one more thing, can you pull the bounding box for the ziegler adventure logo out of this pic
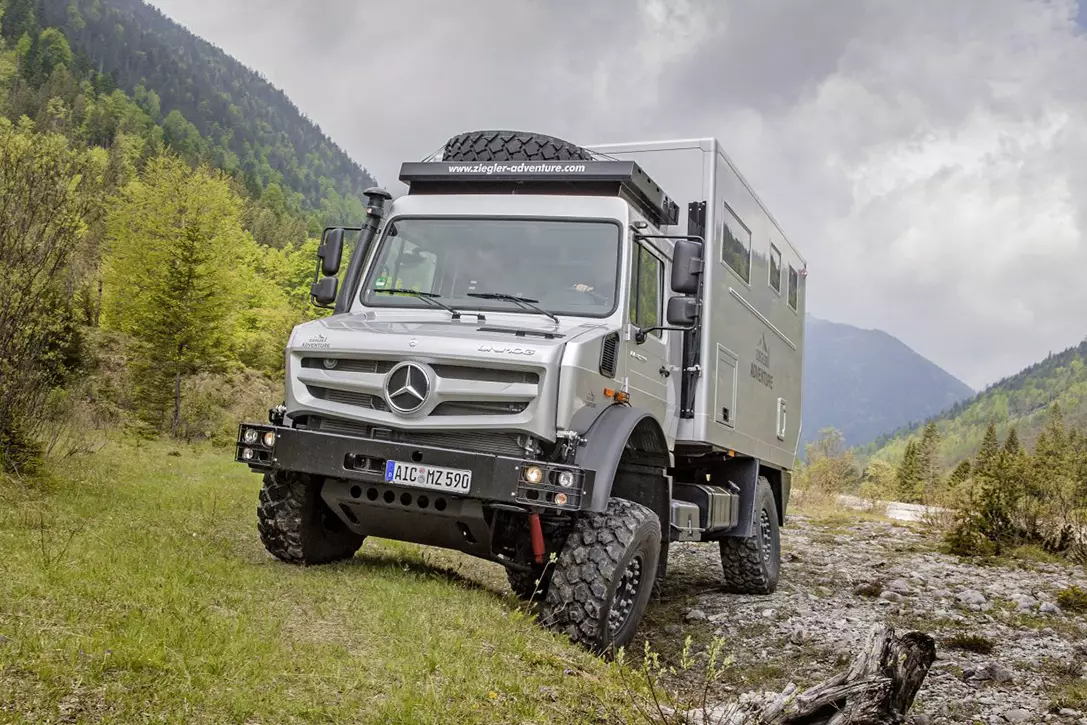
[750,333,773,389]
[301,334,331,350]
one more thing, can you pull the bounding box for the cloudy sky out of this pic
[149,0,1087,391]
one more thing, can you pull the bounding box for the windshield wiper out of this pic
[375,288,475,320]
[467,292,559,323]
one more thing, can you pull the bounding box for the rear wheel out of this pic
[442,130,593,162]
[540,498,660,655]
[257,471,365,565]
[718,476,780,594]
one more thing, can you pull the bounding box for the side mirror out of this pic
[317,228,345,277]
[666,296,698,326]
[311,276,338,306]
[671,239,703,294]
[634,296,701,344]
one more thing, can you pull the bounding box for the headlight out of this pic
[262,431,276,448]
[241,448,254,461]
[523,465,544,484]
[557,471,575,488]
[243,429,258,445]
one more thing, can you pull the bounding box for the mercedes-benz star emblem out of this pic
[384,362,431,414]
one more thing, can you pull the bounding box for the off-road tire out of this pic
[506,564,553,601]
[540,498,661,655]
[442,130,593,163]
[257,471,365,565]
[718,476,781,594]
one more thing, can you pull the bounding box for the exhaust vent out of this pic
[599,332,619,378]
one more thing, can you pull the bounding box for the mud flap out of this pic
[713,457,761,538]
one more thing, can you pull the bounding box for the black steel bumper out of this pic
[235,422,595,513]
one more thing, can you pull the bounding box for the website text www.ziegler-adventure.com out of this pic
[446,162,587,174]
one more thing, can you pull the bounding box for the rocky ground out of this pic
[635,512,1087,725]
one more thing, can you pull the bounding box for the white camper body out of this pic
[585,138,807,472]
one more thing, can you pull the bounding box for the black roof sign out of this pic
[398,160,681,228]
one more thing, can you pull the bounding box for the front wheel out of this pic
[540,498,661,655]
[718,476,781,594]
[257,471,365,565]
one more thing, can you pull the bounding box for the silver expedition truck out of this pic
[235,130,807,655]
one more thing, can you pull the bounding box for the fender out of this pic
[570,404,671,514]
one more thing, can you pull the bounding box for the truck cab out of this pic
[236,130,806,655]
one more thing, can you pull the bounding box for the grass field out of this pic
[0,440,649,724]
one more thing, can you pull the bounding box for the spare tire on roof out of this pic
[442,130,593,162]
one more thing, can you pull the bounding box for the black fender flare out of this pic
[569,404,671,514]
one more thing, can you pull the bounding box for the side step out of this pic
[669,483,740,542]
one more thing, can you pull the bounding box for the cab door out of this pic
[623,240,672,439]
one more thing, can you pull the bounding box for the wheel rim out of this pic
[760,508,775,564]
[607,555,643,637]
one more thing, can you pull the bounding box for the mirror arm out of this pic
[634,324,697,344]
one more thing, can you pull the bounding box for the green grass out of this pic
[0,439,644,724]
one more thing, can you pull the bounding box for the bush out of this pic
[176,369,280,444]
[1056,586,1087,613]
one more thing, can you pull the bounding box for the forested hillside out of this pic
[29,0,377,230]
[0,0,365,472]
[801,316,974,452]
[862,338,1087,468]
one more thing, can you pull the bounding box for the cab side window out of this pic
[629,243,663,339]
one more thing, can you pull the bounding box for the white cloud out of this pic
[150,0,1087,389]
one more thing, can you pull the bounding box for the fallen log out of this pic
[677,624,936,725]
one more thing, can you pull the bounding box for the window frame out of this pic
[787,264,799,312]
[719,200,752,285]
[769,243,782,295]
[628,240,665,340]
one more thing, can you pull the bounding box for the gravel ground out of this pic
[637,514,1087,724]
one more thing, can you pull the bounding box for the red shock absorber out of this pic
[528,512,546,564]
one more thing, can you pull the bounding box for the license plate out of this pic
[384,460,472,493]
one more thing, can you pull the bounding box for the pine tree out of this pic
[895,440,924,503]
[974,422,1001,480]
[101,155,249,436]
[948,459,972,487]
[918,421,942,497]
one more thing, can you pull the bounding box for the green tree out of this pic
[798,427,860,499]
[2,0,37,42]
[974,422,1001,480]
[101,155,248,436]
[895,440,924,503]
[0,119,99,471]
[918,421,942,497]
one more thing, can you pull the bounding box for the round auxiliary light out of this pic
[523,465,544,485]
[555,493,569,506]
[557,471,575,488]
[262,431,276,448]
[241,448,254,461]
[243,429,259,445]
[323,358,338,370]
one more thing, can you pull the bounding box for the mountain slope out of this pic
[801,316,974,452]
[863,338,1087,467]
[38,0,376,219]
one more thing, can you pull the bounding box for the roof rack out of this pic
[398,160,680,228]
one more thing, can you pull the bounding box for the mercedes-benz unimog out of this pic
[235,130,807,655]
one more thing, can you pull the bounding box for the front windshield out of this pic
[360,217,621,318]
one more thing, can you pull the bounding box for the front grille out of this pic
[311,416,526,457]
[431,401,528,416]
[307,385,388,411]
[301,357,539,386]
[301,358,395,375]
